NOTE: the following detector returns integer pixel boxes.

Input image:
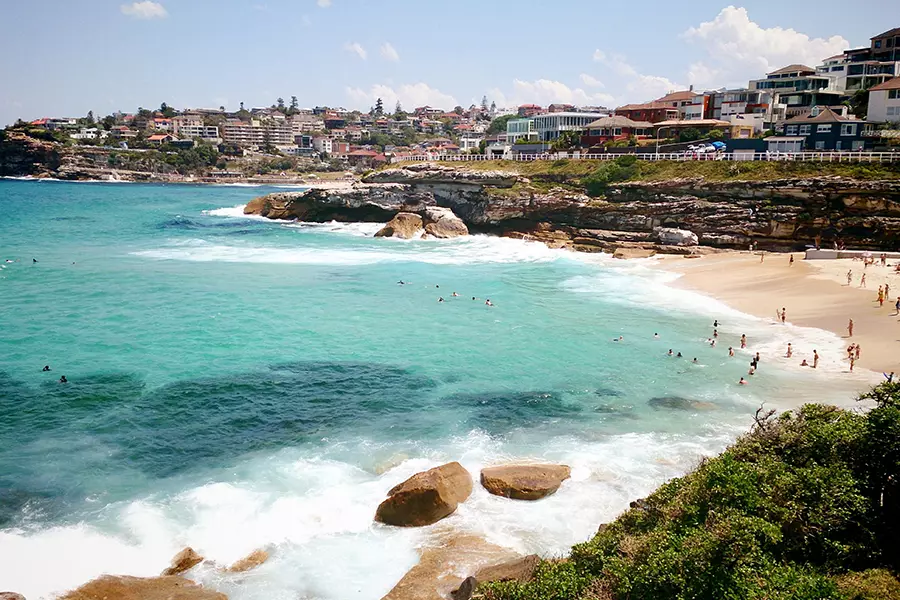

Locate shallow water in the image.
[0,180,871,598]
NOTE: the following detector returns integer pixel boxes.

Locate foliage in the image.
[481,384,900,600]
[678,127,702,142]
[551,130,582,151]
[708,128,725,140]
[582,155,639,196]
[486,114,517,135]
[847,89,870,120]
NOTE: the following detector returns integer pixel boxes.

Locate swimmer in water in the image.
[739,377,747,385]
[728,347,734,357]
[710,339,716,347]
[397,280,406,285]
[740,334,747,349]
[800,359,809,367]
[692,358,699,364]
[748,367,755,375]
[713,329,718,338]
[452,292,459,297]
[786,343,793,358]
[667,349,673,356]
[676,352,682,357]
[438,297,444,303]
[59,375,68,384]
[472,297,476,301]
[42,365,51,372]
[654,333,659,338]
[713,320,719,328]
[485,299,493,306]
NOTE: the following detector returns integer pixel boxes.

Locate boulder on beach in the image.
[423,207,469,239]
[480,465,571,501]
[161,547,204,576]
[374,213,424,239]
[375,462,473,527]
[653,227,698,246]
[451,555,541,600]
[225,549,269,573]
[0,593,26,600]
[613,247,657,259]
[58,575,225,600]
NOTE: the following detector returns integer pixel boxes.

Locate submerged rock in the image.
[375,462,473,527]
[648,396,717,411]
[161,547,203,576]
[374,212,424,239]
[58,575,225,600]
[480,464,571,500]
[225,549,269,573]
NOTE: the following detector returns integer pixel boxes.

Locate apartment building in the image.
[221,120,293,147]
[866,77,900,122]
[750,64,843,120]
[530,111,609,141]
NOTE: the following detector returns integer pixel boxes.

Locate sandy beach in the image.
[658,252,900,375]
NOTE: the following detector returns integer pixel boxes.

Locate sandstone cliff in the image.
[245,163,900,252]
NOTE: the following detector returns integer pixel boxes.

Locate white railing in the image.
[392,151,900,163]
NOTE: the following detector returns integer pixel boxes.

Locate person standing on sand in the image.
[760,251,765,263]
[860,273,867,288]
[878,286,884,306]
[895,297,900,316]
[813,350,819,369]
[855,345,861,360]
[848,318,854,337]
[850,356,856,372]
[789,255,794,266]
[781,308,786,324]
[884,284,889,301]
[847,270,853,286]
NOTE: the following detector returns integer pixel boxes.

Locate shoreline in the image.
[657,251,900,375]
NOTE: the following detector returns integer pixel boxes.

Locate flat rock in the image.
[375,462,473,527]
[451,554,542,600]
[225,549,269,573]
[375,212,424,239]
[381,534,520,600]
[58,575,226,600]
[161,547,203,576]
[480,464,571,500]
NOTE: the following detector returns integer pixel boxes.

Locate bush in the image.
[582,156,639,196]
[480,383,900,600]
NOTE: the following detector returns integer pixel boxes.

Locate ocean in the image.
[0,179,871,599]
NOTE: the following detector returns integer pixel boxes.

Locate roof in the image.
[654,119,732,127]
[147,134,172,140]
[870,77,900,91]
[767,64,815,76]
[585,116,653,129]
[616,101,678,111]
[783,106,848,124]
[766,136,806,141]
[872,28,900,39]
[656,90,699,103]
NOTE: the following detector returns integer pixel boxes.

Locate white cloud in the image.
[682,6,848,87]
[317,0,331,6]
[346,83,458,111]
[380,42,400,62]
[120,1,167,19]
[591,52,683,103]
[579,74,604,88]
[592,49,606,62]
[489,79,615,109]
[343,42,367,60]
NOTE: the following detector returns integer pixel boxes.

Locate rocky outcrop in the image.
[247,165,900,252]
[0,593,26,600]
[375,213,424,239]
[375,462,473,527]
[480,465,571,501]
[451,555,541,600]
[58,575,226,600]
[161,547,203,576]
[225,549,269,573]
[381,535,520,600]
[0,131,61,176]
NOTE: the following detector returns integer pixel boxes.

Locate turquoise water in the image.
[0,179,867,599]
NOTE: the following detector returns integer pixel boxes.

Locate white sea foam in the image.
[202,204,260,218]
[0,428,734,600]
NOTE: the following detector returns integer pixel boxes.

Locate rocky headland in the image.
[244,163,900,254]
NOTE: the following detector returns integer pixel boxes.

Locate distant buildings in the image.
[866,77,900,122]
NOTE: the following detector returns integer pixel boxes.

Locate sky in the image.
[0,0,896,125]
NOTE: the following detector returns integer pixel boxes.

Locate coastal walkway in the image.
[394,151,900,164]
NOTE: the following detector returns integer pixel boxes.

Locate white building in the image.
[312,136,333,154]
[866,77,900,122]
[530,111,609,141]
[506,118,537,144]
[69,127,105,140]
[171,115,203,136]
[175,125,221,142]
[459,134,484,152]
[221,120,293,147]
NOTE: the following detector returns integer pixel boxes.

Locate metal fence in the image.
[392,151,900,164]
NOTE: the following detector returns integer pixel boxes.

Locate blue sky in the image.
[0,1,895,125]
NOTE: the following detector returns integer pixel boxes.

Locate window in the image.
[875,40,882,48]
[799,125,811,135]
[786,125,798,135]
[815,141,826,150]
[840,124,856,136]
[888,106,899,117]
[836,141,842,150]
[889,90,899,99]
[831,66,845,71]
[817,124,832,133]
[614,128,622,136]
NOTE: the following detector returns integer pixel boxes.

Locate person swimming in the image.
[748,366,755,375]
[713,320,719,328]
[801,359,809,367]
[438,297,444,303]
[692,358,699,364]
[59,375,67,383]
[676,352,682,357]
[397,280,406,285]
[654,333,659,338]
[710,339,716,347]
[485,299,493,306]
[739,377,747,385]
[452,292,459,297]
[667,349,673,356]
[42,365,51,372]
[728,347,734,357]
[472,297,476,300]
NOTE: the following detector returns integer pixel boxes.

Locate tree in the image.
[290,96,299,114]
[240,101,245,111]
[847,88,870,120]
[375,97,384,116]
[394,100,403,115]
[276,97,286,112]
[552,129,582,151]
[708,128,725,140]
[679,127,702,142]
[490,101,496,113]
[481,95,489,111]
[454,105,464,115]
[86,110,94,124]
[486,114,516,135]
[159,102,176,118]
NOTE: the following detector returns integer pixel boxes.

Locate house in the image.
[152,118,172,131]
[312,136,333,155]
[870,27,900,62]
[614,102,679,124]
[517,104,543,117]
[815,45,900,93]
[656,90,705,120]
[581,116,653,146]
[530,111,609,142]
[781,106,868,150]
[749,64,843,121]
[866,77,900,122]
[459,134,484,153]
[146,133,176,146]
[705,88,772,120]
[346,149,386,166]
[109,126,137,139]
[653,119,733,139]
[547,103,576,113]
[506,118,537,144]
[70,127,103,141]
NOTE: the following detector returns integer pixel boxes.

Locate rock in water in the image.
[57,575,225,600]
[374,213,424,239]
[225,549,269,573]
[451,555,542,600]
[423,207,469,239]
[653,227,698,246]
[375,462,473,527]
[161,547,203,576]
[480,465,571,500]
